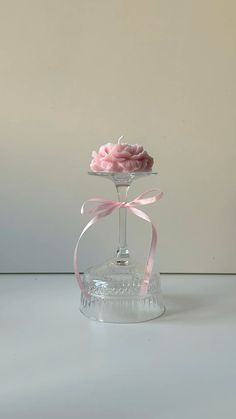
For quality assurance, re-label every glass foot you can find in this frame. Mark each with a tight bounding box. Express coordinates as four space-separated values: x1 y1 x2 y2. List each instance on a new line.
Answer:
80 257 165 323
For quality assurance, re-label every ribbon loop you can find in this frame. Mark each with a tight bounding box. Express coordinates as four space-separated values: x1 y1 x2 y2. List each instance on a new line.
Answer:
74 189 163 297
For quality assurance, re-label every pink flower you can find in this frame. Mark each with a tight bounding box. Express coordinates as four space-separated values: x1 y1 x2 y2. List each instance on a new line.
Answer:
90 143 154 172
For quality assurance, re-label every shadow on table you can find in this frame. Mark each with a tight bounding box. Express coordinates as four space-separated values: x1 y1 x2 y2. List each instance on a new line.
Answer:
155 289 236 324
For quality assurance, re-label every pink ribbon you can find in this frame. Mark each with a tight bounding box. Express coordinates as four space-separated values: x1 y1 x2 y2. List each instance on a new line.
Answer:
74 189 163 297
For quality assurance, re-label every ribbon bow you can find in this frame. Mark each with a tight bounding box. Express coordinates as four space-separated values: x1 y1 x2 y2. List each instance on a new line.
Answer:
74 189 163 297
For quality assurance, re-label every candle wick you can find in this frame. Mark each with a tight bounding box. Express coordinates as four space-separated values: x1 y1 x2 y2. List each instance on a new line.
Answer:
117 135 124 144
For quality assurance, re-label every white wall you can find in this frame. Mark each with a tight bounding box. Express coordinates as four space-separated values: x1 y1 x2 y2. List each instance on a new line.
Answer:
1 0 236 273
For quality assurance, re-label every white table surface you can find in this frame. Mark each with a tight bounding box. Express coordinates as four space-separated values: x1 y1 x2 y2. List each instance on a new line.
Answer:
0 274 236 419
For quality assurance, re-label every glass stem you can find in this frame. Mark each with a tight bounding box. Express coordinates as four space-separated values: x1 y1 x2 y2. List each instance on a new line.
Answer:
116 184 130 263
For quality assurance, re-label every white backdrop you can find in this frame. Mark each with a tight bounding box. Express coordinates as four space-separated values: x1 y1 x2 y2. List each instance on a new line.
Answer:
1 0 236 273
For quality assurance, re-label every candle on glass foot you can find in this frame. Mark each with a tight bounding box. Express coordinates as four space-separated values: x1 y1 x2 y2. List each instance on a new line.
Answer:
90 136 154 173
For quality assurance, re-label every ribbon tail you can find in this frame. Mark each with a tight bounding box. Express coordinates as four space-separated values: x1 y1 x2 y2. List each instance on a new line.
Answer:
73 216 99 298
129 207 158 296
74 207 115 298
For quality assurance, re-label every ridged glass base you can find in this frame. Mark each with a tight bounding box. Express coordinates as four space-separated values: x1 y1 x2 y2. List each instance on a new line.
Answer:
80 292 165 323
79 257 165 323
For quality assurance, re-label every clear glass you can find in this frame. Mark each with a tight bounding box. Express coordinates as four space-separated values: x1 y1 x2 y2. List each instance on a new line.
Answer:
80 172 165 323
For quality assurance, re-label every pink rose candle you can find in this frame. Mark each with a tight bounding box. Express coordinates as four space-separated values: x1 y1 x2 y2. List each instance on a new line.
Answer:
90 136 154 173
